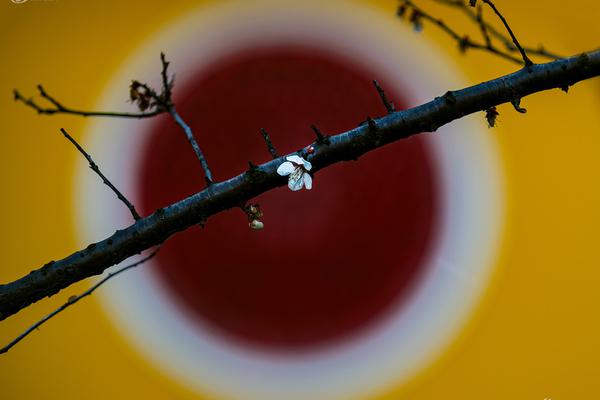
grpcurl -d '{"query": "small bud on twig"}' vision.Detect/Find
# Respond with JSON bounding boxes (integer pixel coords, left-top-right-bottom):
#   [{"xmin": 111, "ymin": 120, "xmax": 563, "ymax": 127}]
[
  {"xmin": 409, "ymin": 9, "xmax": 424, "ymax": 32},
  {"xmin": 397, "ymin": 3, "xmax": 408, "ymax": 18},
  {"xmin": 485, "ymin": 106, "xmax": 499, "ymax": 127},
  {"xmin": 249, "ymin": 219, "xmax": 264, "ymax": 230}
]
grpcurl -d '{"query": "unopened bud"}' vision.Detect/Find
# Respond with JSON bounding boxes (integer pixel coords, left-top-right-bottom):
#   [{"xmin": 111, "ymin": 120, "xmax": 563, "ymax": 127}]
[{"xmin": 249, "ymin": 219, "xmax": 264, "ymax": 230}]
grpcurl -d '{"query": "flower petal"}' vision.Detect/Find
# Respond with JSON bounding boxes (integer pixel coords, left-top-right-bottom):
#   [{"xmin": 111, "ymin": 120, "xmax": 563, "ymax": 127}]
[
  {"xmin": 303, "ymin": 173, "xmax": 312, "ymax": 190},
  {"xmin": 286, "ymin": 155, "xmax": 304, "ymax": 165},
  {"xmin": 288, "ymin": 168, "xmax": 305, "ymax": 191},
  {"xmin": 277, "ymin": 161, "xmax": 294, "ymax": 176},
  {"xmin": 303, "ymin": 159, "xmax": 312, "ymax": 171}
]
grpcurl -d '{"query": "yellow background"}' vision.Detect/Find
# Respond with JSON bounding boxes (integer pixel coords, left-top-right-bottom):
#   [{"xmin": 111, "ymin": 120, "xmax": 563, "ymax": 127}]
[{"xmin": 1, "ymin": 1, "xmax": 599, "ymax": 399}]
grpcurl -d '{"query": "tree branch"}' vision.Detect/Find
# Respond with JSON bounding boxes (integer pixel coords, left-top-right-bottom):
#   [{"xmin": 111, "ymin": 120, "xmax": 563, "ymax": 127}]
[
  {"xmin": 146, "ymin": 53, "xmax": 214, "ymax": 185},
  {"xmin": 398, "ymin": 0, "xmax": 524, "ymax": 64},
  {"xmin": 260, "ymin": 128, "xmax": 279, "ymax": 159},
  {"xmin": 0, "ymin": 247, "xmax": 160, "ymax": 354},
  {"xmin": 481, "ymin": 0, "xmax": 533, "ymax": 66},
  {"xmin": 372, "ymin": 80, "xmax": 396, "ymax": 113},
  {"xmin": 13, "ymin": 85, "xmax": 163, "ymax": 119},
  {"xmin": 167, "ymin": 106, "xmax": 214, "ymax": 185},
  {"xmin": 433, "ymin": 0, "xmax": 563, "ymax": 60},
  {"xmin": 60, "ymin": 128, "xmax": 141, "ymax": 221},
  {"xmin": 1, "ymin": 49, "xmax": 599, "ymax": 322}
]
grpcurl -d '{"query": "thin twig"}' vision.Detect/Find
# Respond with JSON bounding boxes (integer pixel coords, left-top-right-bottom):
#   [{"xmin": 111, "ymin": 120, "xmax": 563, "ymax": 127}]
[
  {"xmin": 151, "ymin": 54, "xmax": 213, "ymax": 185},
  {"xmin": 372, "ymin": 80, "xmax": 396, "ymax": 113},
  {"xmin": 476, "ymin": 5, "xmax": 492, "ymax": 48},
  {"xmin": 260, "ymin": 128, "xmax": 279, "ymax": 159},
  {"xmin": 60, "ymin": 128, "xmax": 141, "ymax": 221},
  {"xmin": 310, "ymin": 124, "xmax": 331, "ymax": 145},
  {"xmin": 13, "ymin": 87, "xmax": 163, "ymax": 118},
  {"xmin": 168, "ymin": 107, "xmax": 213, "ymax": 185},
  {"xmin": 399, "ymin": 0, "xmax": 523, "ymax": 64},
  {"xmin": 15, "ymin": 54, "xmax": 214, "ymax": 186},
  {"xmin": 159, "ymin": 52, "xmax": 173, "ymax": 103},
  {"xmin": 433, "ymin": 0, "xmax": 563, "ymax": 60},
  {"xmin": 481, "ymin": 0, "xmax": 533, "ymax": 66},
  {"xmin": 0, "ymin": 248, "xmax": 160, "ymax": 355}
]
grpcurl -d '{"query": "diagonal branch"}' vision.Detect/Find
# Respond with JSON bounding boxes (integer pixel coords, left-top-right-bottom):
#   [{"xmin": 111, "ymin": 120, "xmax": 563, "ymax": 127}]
[
  {"xmin": 399, "ymin": 0, "xmax": 524, "ymax": 64},
  {"xmin": 150, "ymin": 53, "xmax": 213, "ymax": 185},
  {"xmin": 0, "ymin": 247, "xmax": 160, "ymax": 354},
  {"xmin": 260, "ymin": 128, "xmax": 280, "ymax": 159},
  {"xmin": 433, "ymin": 0, "xmax": 563, "ymax": 60},
  {"xmin": 1, "ymin": 49, "xmax": 599, "ymax": 323},
  {"xmin": 60, "ymin": 128, "xmax": 141, "ymax": 221},
  {"xmin": 167, "ymin": 106, "xmax": 214, "ymax": 185},
  {"xmin": 15, "ymin": 53, "xmax": 214, "ymax": 185},
  {"xmin": 372, "ymin": 80, "xmax": 396, "ymax": 113},
  {"xmin": 481, "ymin": 0, "xmax": 533, "ymax": 66}
]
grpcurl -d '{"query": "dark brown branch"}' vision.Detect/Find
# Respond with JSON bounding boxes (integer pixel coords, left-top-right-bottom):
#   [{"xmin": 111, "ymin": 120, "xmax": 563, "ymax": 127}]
[
  {"xmin": 260, "ymin": 128, "xmax": 279, "ymax": 159},
  {"xmin": 399, "ymin": 0, "xmax": 523, "ymax": 64},
  {"xmin": 13, "ymin": 86, "xmax": 163, "ymax": 119},
  {"xmin": 476, "ymin": 5, "xmax": 492, "ymax": 48},
  {"xmin": 2, "ymin": 49, "xmax": 599, "ymax": 323},
  {"xmin": 433, "ymin": 0, "xmax": 562, "ymax": 60},
  {"xmin": 168, "ymin": 106, "xmax": 213, "ymax": 185},
  {"xmin": 17, "ymin": 54, "xmax": 213, "ymax": 186},
  {"xmin": 372, "ymin": 80, "xmax": 396, "ymax": 113},
  {"xmin": 481, "ymin": 0, "xmax": 533, "ymax": 66},
  {"xmin": 60, "ymin": 128, "xmax": 141, "ymax": 221},
  {"xmin": 310, "ymin": 124, "xmax": 331, "ymax": 145},
  {"xmin": 150, "ymin": 54, "xmax": 213, "ymax": 185},
  {"xmin": 0, "ymin": 247, "xmax": 160, "ymax": 354},
  {"xmin": 159, "ymin": 52, "xmax": 173, "ymax": 103}
]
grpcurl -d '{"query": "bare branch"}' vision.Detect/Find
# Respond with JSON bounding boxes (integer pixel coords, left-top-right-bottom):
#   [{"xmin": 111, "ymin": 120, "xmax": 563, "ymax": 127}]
[
  {"xmin": 260, "ymin": 128, "xmax": 280, "ymax": 159},
  {"xmin": 310, "ymin": 124, "xmax": 331, "ymax": 146},
  {"xmin": 433, "ymin": 0, "xmax": 563, "ymax": 60},
  {"xmin": 398, "ymin": 0, "xmax": 524, "ymax": 64},
  {"xmin": 159, "ymin": 52, "xmax": 173, "ymax": 103},
  {"xmin": 476, "ymin": 5, "xmax": 492, "ymax": 48},
  {"xmin": 0, "ymin": 247, "xmax": 160, "ymax": 355},
  {"xmin": 372, "ymin": 80, "xmax": 396, "ymax": 113},
  {"xmin": 167, "ymin": 106, "xmax": 214, "ymax": 185},
  {"xmin": 2, "ymin": 49, "xmax": 599, "ymax": 323},
  {"xmin": 481, "ymin": 0, "xmax": 533, "ymax": 66},
  {"xmin": 131, "ymin": 54, "xmax": 214, "ymax": 185},
  {"xmin": 15, "ymin": 54, "xmax": 214, "ymax": 186},
  {"xmin": 13, "ymin": 86, "xmax": 163, "ymax": 118},
  {"xmin": 60, "ymin": 128, "xmax": 141, "ymax": 221}
]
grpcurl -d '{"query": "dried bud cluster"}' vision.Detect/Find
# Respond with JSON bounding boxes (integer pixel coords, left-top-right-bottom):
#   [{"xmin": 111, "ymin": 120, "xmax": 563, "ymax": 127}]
[
  {"xmin": 129, "ymin": 80, "xmax": 160, "ymax": 112},
  {"xmin": 485, "ymin": 106, "xmax": 499, "ymax": 127},
  {"xmin": 245, "ymin": 203, "xmax": 264, "ymax": 231}
]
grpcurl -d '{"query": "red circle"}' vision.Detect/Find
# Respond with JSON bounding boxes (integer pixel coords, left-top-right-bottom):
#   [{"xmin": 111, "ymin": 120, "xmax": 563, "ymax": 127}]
[{"xmin": 139, "ymin": 47, "xmax": 439, "ymax": 350}]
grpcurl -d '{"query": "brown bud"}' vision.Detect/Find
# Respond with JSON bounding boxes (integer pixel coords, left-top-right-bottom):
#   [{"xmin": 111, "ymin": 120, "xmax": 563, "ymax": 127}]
[{"xmin": 485, "ymin": 107, "xmax": 499, "ymax": 128}]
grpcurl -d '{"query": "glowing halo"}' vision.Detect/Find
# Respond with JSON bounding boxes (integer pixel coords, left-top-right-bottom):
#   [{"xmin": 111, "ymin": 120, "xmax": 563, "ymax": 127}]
[{"xmin": 74, "ymin": 2, "xmax": 504, "ymax": 399}]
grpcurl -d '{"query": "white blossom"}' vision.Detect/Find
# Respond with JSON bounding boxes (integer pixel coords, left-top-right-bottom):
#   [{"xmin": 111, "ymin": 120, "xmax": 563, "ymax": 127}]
[{"xmin": 276, "ymin": 155, "xmax": 313, "ymax": 191}]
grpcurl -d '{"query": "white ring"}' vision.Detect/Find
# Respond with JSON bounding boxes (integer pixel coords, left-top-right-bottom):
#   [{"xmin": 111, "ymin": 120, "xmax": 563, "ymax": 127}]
[{"xmin": 75, "ymin": 2, "xmax": 504, "ymax": 399}]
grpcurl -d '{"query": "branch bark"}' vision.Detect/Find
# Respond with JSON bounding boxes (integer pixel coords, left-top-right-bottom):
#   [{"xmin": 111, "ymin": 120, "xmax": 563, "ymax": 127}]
[{"xmin": 1, "ymin": 49, "xmax": 599, "ymax": 322}]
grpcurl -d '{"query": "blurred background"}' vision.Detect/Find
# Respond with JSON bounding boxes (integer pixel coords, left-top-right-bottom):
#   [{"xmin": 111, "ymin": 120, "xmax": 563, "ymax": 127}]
[{"xmin": 1, "ymin": 1, "xmax": 599, "ymax": 399}]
